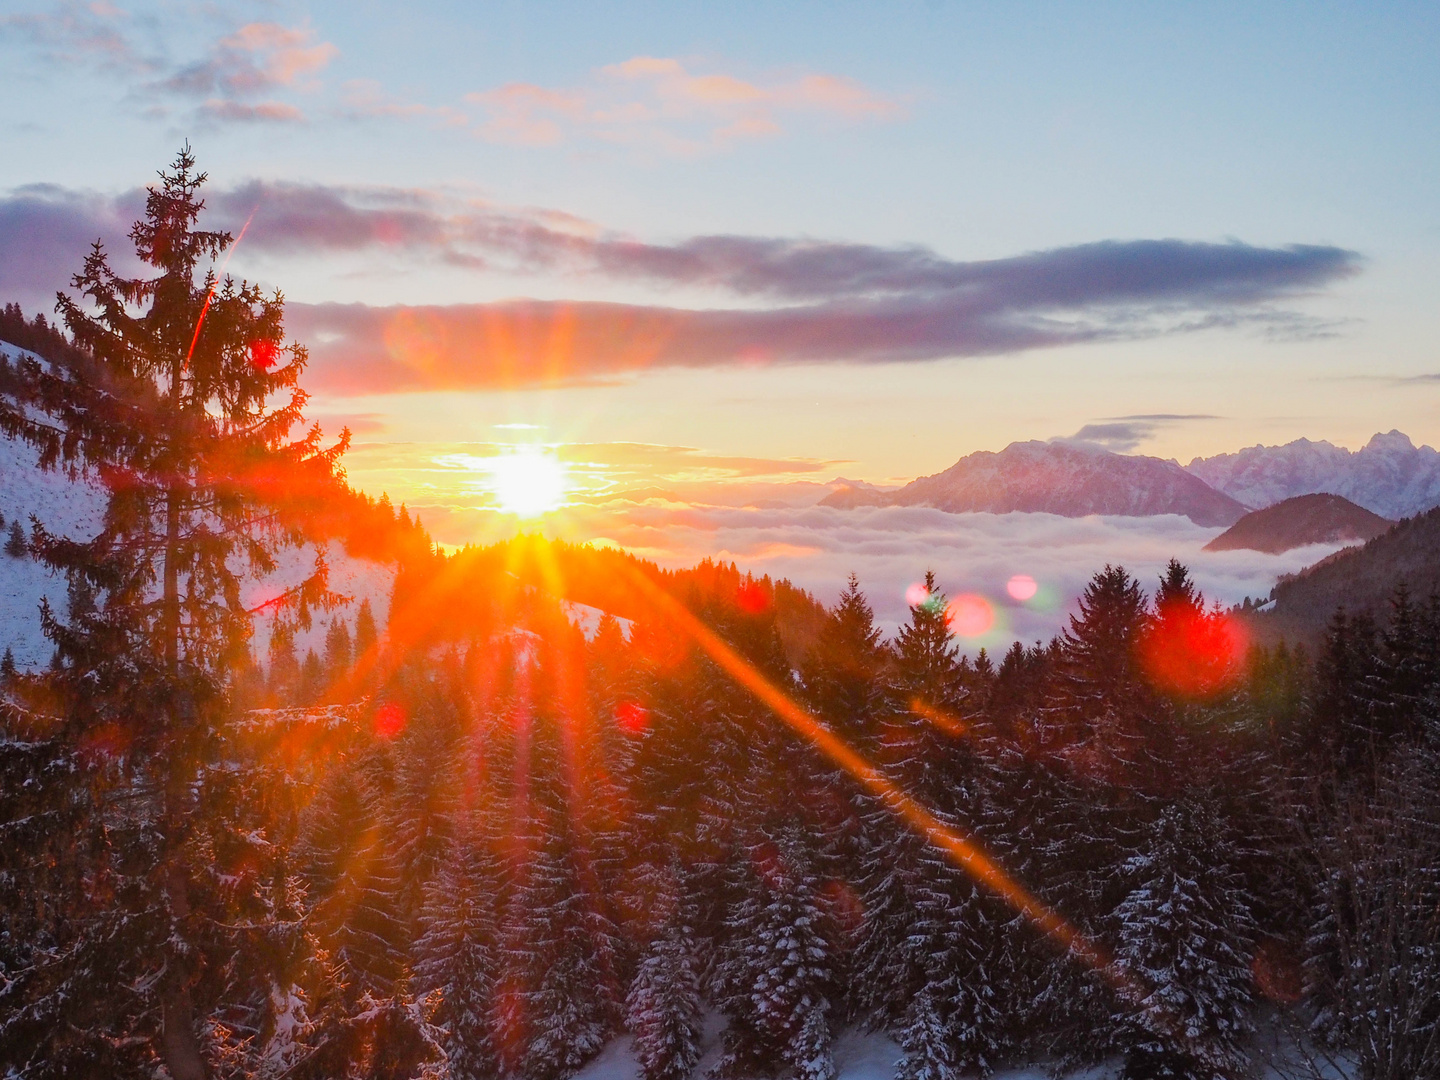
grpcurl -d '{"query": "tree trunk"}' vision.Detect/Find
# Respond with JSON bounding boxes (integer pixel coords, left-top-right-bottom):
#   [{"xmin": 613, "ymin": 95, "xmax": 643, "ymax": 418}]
[{"xmin": 160, "ymin": 860, "xmax": 207, "ymax": 1080}]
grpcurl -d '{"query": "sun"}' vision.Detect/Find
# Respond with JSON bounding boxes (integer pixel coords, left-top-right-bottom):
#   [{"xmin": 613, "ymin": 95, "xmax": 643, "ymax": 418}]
[{"xmin": 489, "ymin": 448, "xmax": 568, "ymax": 517}]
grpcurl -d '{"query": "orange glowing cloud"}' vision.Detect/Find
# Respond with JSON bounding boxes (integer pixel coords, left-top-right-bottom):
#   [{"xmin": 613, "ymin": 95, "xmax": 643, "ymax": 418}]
[{"xmin": 462, "ymin": 55, "xmax": 902, "ymax": 152}]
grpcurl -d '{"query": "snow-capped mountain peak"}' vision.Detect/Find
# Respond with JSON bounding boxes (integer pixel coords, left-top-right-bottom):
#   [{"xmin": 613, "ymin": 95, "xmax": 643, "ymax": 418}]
[{"xmin": 1186, "ymin": 430, "xmax": 1440, "ymax": 519}]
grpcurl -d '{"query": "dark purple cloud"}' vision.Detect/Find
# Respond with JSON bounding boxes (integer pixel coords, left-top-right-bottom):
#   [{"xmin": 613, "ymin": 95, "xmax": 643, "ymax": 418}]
[{"xmin": 0, "ymin": 180, "xmax": 1361, "ymax": 393}]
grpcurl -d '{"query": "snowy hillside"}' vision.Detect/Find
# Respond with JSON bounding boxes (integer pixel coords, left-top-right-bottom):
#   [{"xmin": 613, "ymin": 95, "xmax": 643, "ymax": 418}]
[{"xmin": 1187, "ymin": 430, "xmax": 1440, "ymax": 518}]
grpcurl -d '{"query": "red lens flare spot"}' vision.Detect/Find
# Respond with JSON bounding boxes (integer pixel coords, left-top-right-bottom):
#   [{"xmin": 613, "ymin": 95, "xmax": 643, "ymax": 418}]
[
  {"xmin": 1139, "ymin": 607, "xmax": 1249, "ymax": 700},
  {"xmin": 823, "ymin": 879, "xmax": 865, "ymax": 936},
  {"xmin": 905, "ymin": 581, "xmax": 930, "ymax": 608},
  {"xmin": 78, "ymin": 721, "xmax": 130, "ymax": 762},
  {"xmin": 248, "ymin": 339, "xmax": 279, "ymax": 370},
  {"xmin": 737, "ymin": 581, "xmax": 769, "ymax": 614},
  {"xmin": 1006, "ymin": 574, "xmax": 1038, "ymax": 601},
  {"xmin": 946, "ymin": 593, "xmax": 994, "ymax": 637},
  {"xmin": 374, "ymin": 702, "xmax": 406, "ymax": 739},
  {"xmin": 1252, "ymin": 940, "xmax": 1303, "ymax": 1003},
  {"xmin": 615, "ymin": 701, "xmax": 650, "ymax": 735}
]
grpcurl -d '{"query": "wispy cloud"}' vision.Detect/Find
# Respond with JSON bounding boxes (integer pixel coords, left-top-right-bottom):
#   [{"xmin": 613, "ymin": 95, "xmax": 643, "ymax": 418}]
[
  {"xmin": 2, "ymin": 0, "xmax": 150, "ymax": 73},
  {"xmin": 3, "ymin": 4, "xmax": 337, "ymax": 125},
  {"xmin": 1057, "ymin": 413, "xmax": 1223, "ymax": 452},
  {"xmin": 461, "ymin": 56, "xmax": 902, "ymax": 152}
]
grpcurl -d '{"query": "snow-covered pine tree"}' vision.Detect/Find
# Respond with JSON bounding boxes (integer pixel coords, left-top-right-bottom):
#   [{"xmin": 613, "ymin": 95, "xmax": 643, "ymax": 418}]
[
  {"xmin": 326, "ymin": 616, "xmax": 354, "ymax": 679},
  {"xmin": 355, "ymin": 597, "xmax": 379, "ymax": 660},
  {"xmin": 1040, "ymin": 565, "xmax": 1154, "ymax": 781},
  {"xmin": 805, "ymin": 574, "xmax": 889, "ymax": 745},
  {"xmin": 499, "ymin": 709, "xmax": 622, "ymax": 1080},
  {"xmin": 0, "ymin": 146, "xmax": 349, "ymax": 1080},
  {"xmin": 1111, "ymin": 799, "xmax": 1255, "ymax": 1080},
  {"xmin": 627, "ymin": 896, "xmax": 704, "ymax": 1080},
  {"xmin": 414, "ymin": 815, "xmax": 502, "ymax": 1080},
  {"xmin": 889, "ymin": 571, "xmax": 969, "ymax": 799},
  {"xmin": 303, "ymin": 749, "xmax": 412, "ymax": 1001},
  {"xmin": 713, "ymin": 824, "xmax": 838, "ymax": 1080},
  {"xmin": 4, "ymin": 518, "xmax": 26, "ymax": 557}
]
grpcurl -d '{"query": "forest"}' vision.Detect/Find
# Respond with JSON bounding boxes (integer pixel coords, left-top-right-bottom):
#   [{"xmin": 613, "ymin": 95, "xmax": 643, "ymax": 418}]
[{"xmin": 0, "ymin": 151, "xmax": 1436, "ymax": 1080}]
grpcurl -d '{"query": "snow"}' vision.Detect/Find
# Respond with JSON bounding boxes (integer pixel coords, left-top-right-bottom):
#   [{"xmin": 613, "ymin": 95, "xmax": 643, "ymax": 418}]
[
  {"xmin": 569, "ymin": 1016, "xmax": 1117, "ymax": 1080},
  {"xmin": 567, "ymin": 1019, "xmax": 1354, "ymax": 1080},
  {"xmin": 562, "ymin": 599, "xmax": 634, "ymax": 641}
]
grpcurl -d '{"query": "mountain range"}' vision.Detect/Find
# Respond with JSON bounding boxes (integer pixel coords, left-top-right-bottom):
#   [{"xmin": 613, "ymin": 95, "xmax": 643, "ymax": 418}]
[
  {"xmin": 821, "ymin": 440, "xmax": 1249, "ymax": 525},
  {"xmin": 1186, "ymin": 431, "xmax": 1440, "ymax": 519},
  {"xmin": 822, "ymin": 432, "xmax": 1440, "ymax": 527}
]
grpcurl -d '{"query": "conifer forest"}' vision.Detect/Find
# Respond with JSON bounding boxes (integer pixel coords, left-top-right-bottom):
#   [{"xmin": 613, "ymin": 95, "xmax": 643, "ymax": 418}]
[{"xmin": 1, "ymin": 155, "xmax": 1438, "ymax": 1080}]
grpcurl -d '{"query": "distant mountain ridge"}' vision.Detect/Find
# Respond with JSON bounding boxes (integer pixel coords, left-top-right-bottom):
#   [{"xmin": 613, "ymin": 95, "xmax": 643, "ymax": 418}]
[
  {"xmin": 1186, "ymin": 430, "xmax": 1440, "ymax": 519},
  {"xmin": 1203, "ymin": 493, "xmax": 1392, "ymax": 554},
  {"xmin": 821, "ymin": 440, "xmax": 1248, "ymax": 525}
]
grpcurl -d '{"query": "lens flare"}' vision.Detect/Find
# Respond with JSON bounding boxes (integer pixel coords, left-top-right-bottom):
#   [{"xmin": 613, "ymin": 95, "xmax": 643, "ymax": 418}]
[
  {"xmin": 905, "ymin": 581, "xmax": 930, "ymax": 608},
  {"xmin": 946, "ymin": 593, "xmax": 994, "ymax": 637},
  {"xmin": 736, "ymin": 581, "xmax": 769, "ymax": 613},
  {"xmin": 1139, "ymin": 607, "xmax": 1249, "ymax": 699},
  {"xmin": 488, "ymin": 448, "xmax": 568, "ymax": 517},
  {"xmin": 1006, "ymin": 574, "xmax": 1038, "ymax": 601},
  {"xmin": 374, "ymin": 702, "xmax": 406, "ymax": 740},
  {"xmin": 615, "ymin": 701, "xmax": 650, "ymax": 734}
]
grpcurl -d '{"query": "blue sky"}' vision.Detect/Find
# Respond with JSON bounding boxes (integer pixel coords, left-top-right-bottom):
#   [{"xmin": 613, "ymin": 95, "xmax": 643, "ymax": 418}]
[{"xmin": 2, "ymin": 1, "xmax": 1438, "ymax": 516}]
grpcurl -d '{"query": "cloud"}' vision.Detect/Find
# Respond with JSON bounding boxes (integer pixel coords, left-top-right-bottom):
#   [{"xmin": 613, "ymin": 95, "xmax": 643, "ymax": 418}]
[
  {"xmin": 339, "ymin": 440, "xmax": 843, "ymax": 513},
  {"xmin": 5, "ymin": 6, "xmax": 336, "ymax": 125},
  {"xmin": 463, "ymin": 56, "xmax": 903, "ymax": 152},
  {"xmin": 287, "ymin": 235, "xmax": 1357, "ymax": 393},
  {"xmin": 0, "ymin": 183, "xmax": 145, "ymax": 309},
  {"xmin": 339, "ymin": 79, "xmax": 468, "ymax": 127},
  {"xmin": 197, "ymin": 98, "xmax": 305, "ymax": 124},
  {"xmin": 161, "ymin": 22, "xmax": 336, "ymax": 99},
  {"xmin": 2, "ymin": 1, "xmax": 149, "ymax": 73},
  {"xmin": 0, "ymin": 180, "xmax": 1360, "ymax": 392},
  {"xmin": 1057, "ymin": 413, "xmax": 1223, "ymax": 453}
]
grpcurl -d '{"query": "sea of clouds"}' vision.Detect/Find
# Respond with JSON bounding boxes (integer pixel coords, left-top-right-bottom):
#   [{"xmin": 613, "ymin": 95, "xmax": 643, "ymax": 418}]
[{"xmin": 417, "ymin": 498, "xmax": 1348, "ymax": 651}]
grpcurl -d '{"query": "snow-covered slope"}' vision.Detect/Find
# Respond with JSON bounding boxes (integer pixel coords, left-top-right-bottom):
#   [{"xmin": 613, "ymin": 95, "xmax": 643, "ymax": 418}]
[
  {"xmin": 823, "ymin": 440, "xmax": 1247, "ymax": 526},
  {"xmin": 1187, "ymin": 430, "xmax": 1440, "ymax": 519},
  {"xmin": 0, "ymin": 338, "xmax": 397, "ymax": 668}
]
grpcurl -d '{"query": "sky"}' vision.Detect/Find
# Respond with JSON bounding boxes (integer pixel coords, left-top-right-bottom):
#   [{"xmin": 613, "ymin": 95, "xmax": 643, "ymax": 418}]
[{"xmin": 2, "ymin": 1, "xmax": 1438, "ymax": 625}]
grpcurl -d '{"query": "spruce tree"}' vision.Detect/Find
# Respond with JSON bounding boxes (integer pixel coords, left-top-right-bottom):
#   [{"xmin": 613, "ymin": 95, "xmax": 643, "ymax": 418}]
[
  {"xmin": 627, "ymin": 910, "xmax": 704, "ymax": 1080},
  {"xmin": 1042, "ymin": 565, "xmax": 1153, "ymax": 776},
  {"xmin": 713, "ymin": 824, "xmax": 838, "ymax": 1080},
  {"xmin": 805, "ymin": 574, "xmax": 888, "ymax": 744},
  {"xmin": 414, "ymin": 818, "xmax": 502, "ymax": 1080},
  {"xmin": 4, "ymin": 519, "xmax": 27, "ymax": 557},
  {"xmin": 0, "ymin": 146, "xmax": 348, "ymax": 1079},
  {"xmin": 325, "ymin": 616, "xmax": 354, "ymax": 678},
  {"xmin": 1111, "ymin": 801, "xmax": 1254, "ymax": 1080},
  {"xmin": 355, "ymin": 596, "xmax": 379, "ymax": 659}
]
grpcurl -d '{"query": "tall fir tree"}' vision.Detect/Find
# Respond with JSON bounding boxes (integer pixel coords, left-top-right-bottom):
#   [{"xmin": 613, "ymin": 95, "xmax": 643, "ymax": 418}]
[{"xmin": 0, "ymin": 146, "xmax": 348, "ymax": 1079}]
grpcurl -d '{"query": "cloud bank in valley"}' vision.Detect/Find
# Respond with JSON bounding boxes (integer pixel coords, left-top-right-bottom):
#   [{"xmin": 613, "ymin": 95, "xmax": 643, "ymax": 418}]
[{"xmin": 409, "ymin": 495, "xmax": 1346, "ymax": 649}]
